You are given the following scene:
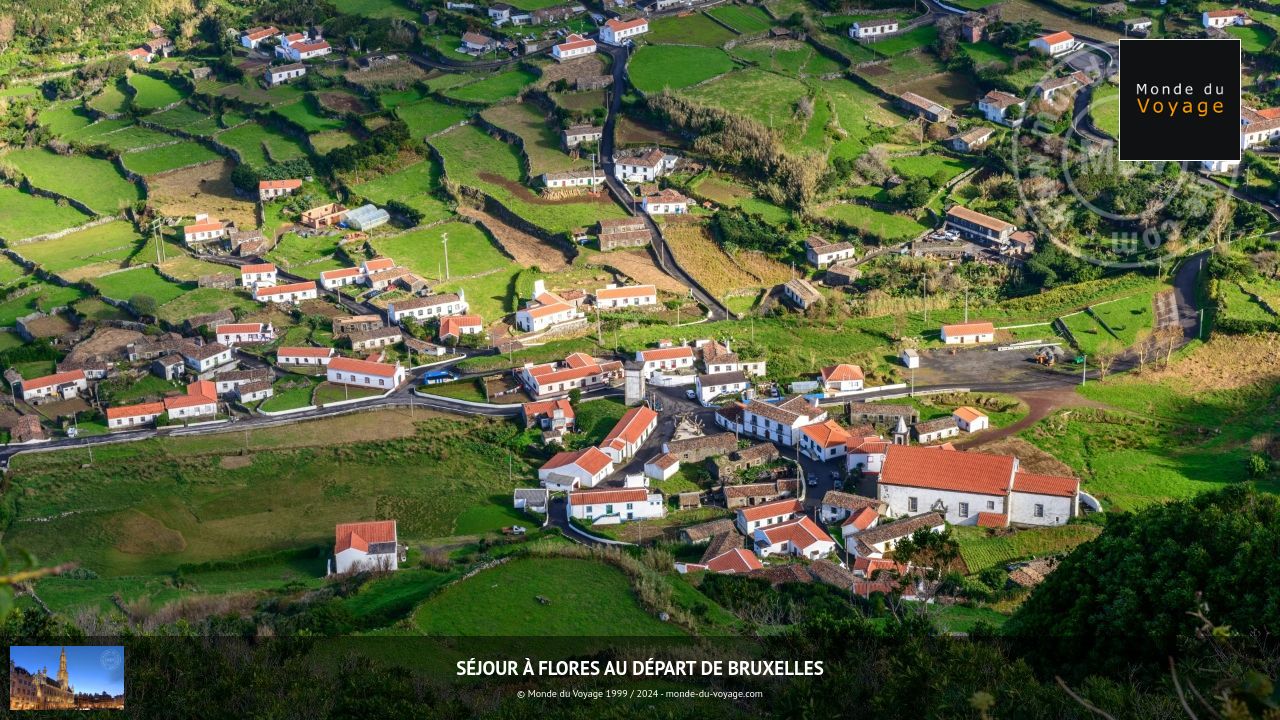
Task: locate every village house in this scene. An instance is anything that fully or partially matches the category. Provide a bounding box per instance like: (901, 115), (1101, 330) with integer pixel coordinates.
(819, 363), (864, 394)
(695, 370), (750, 405)
(18, 369), (88, 403)
(940, 320), (996, 344)
(562, 123), (603, 148)
(179, 342), (234, 374)
(753, 515), (836, 560)
(635, 345), (695, 377)
(364, 266), (412, 292)
(543, 169), (606, 189)
(553, 33), (597, 61)
(538, 446), (614, 490)
(900, 348), (920, 368)
(255, 280), (318, 304)
(735, 498), (804, 535)
(106, 401), (165, 429)
(846, 429), (892, 474)
(387, 292), (468, 325)
(897, 91), (952, 123)
(953, 406), (989, 433)
(684, 548), (763, 575)
(599, 405), (658, 463)
(799, 419), (852, 462)
(1122, 17), (1153, 35)
(697, 338), (766, 377)
(327, 356), (405, 389)
(568, 487), (665, 524)
(266, 63), (307, 86)
(332, 520), (401, 575)
(947, 126), (995, 153)
(320, 267), (364, 290)
(878, 444), (1079, 527)
(182, 215), (233, 245)
(333, 315), (382, 336)
(215, 322), (276, 346)
(439, 314), (483, 341)
(740, 395), (827, 447)
(299, 203), (348, 229)
(710, 441), (780, 482)
(213, 368), (273, 396)
(805, 236), (857, 268)
(1203, 8), (1249, 27)
(1036, 73), (1086, 102)
(152, 354), (184, 380)
(240, 262), (277, 288)
(597, 217), (652, 250)
(823, 264), (861, 287)
(126, 47), (154, 62)
(460, 31), (497, 54)
(349, 326), (403, 352)
(724, 478), (800, 509)
(278, 346), (336, 367)
(914, 416), (959, 443)
(259, 179), (303, 202)
(517, 352), (622, 400)
(978, 90), (1026, 126)
(236, 379), (274, 403)
(644, 452), (680, 481)
(488, 2), (513, 22)
(847, 511), (945, 559)
(513, 487), (550, 514)
(600, 16), (649, 46)
(515, 281), (585, 333)
(819, 490), (884, 525)
(614, 148), (677, 183)
(276, 32), (331, 61)
(945, 204), (1018, 247)
(641, 188), (691, 215)
(850, 18), (900, 40)
(782, 278), (822, 310)
(241, 26), (279, 49)
(1240, 106), (1280, 150)
(1029, 30), (1079, 56)
(662, 432), (737, 463)
(960, 12), (987, 42)
(595, 284), (657, 310)
(522, 398), (574, 431)
(163, 380), (219, 421)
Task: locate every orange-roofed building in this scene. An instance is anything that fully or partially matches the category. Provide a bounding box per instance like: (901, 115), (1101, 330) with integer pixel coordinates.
(537, 447), (614, 490)
(567, 486), (665, 523)
(1029, 30), (1078, 56)
(752, 515), (836, 560)
(952, 405), (989, 432)
(332, 520), (400, 574)
(599, 405), (658, 463)
(595, 284), (657, 310)
(258, 179), (302, 201)
(634, 345), (695, 377)
(705, 548), (763, 574)
(18, 369), (88, 403)
(439, 314), (483, 341)
(940, 320), (995, 344)
(735, 498), (804, 535)
(327, 356), (405, 389)
(819, 363), (865, 394)
(799, 419), (853, 462)
(106, 401), (166, 429)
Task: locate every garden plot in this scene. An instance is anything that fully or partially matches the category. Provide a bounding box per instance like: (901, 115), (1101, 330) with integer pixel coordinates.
(629, 45), (736, 93)
(128, 73), (188, 111)
(147, 160), (258, 229)
(275, 96), (346, 133)
(1, 148), (142, 214)
(690, 173), (790, 225)
(122, 141), (221, 176)
(215, 121), (309, 167)
(818, 203), (929, 242)
(482, 102), (589, 175)
(396, 97), (472, 138)
(11, 220), (142, 280)
(146, 103), (226, 136)
(441, 68), (538, 105)
(266, 233), (347, 276)
(646, 13), (737, 46)
(0, 186), (92, 241)
(707, 4), (773, 33)
(731, 39), (843, 77)
(84, 124), (178, 152)
(662, 222), (791, 302)
(370, 222), (509, 280)
(349, 157), (453, 224)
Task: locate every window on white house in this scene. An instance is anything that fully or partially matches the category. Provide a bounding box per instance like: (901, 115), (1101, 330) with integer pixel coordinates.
(908, 497), (917, 512)
(986, 500), (995, 510)
(1034, 504), (1044, 518)
(959, 502), (969, 518)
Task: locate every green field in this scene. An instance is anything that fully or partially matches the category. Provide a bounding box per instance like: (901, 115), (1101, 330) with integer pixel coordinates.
(707, 5), (774, 33)
(91, 266), (188, 305)
(820, 77), (902, 160)
(866, 25), (938, 56)
(156, 287), (259, 324)
(953, 524), (1103, 573)
(1227, 24), (1274, 53)
(276, 96), (346, 132)
(146, 103), (226, 136)
(647, 13), (737, 46)
(38, 103), (96, 137)
(396, 97), (473, 138)
(13, 220), (141, 276)
(1090, 81), (1119, 139)
(311, 130), (360, 154)
(1, 148), (142, 214)
(0, 283), (87, 326)
(1087, 290), (1157, 348)
(128, 73), (187, 111)
(732, 39), (843, 77)
(122, 141), (221, 175)
(332, 0), (418, 19)
(370, 222), (508, 280)
(349, 158), (453, 224)
(414, 557), (683, 636)
(690, 173), (791, 224)
(819, 202), (929, 241)
(482, 102), (588, 175)
(88, 80), (131, 115)
(216, 121), (309, 167)
(441, 68), (537, 104)
(266, 233), (344, 274)
(629, 45), (736, 93)
(0, 185), (92, 241)
(430, 124), (629, 234)
(84, 124), (176, 152)
(378, 87), (427, 109)
(890, 154), (971, 182)
(679, 68), (821, 151)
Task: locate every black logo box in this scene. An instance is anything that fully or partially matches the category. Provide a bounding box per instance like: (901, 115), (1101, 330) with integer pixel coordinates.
(1118, 38), (1241, 162)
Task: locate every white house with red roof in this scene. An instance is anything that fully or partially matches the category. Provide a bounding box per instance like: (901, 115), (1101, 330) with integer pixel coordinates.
(600, 17), (649, 46)
(799, 419), (852, 462)
(240, 262), (277, 288)
(278, 346), (335, 367)
(614, 148), (677, 184)
(515, 283), (585, 333)
(952, 406), (989, 432)
(439, 314), (484, 341)
(1029, 30), (1078, 56)
(940, 321), (995, 344)
(845, 430), (892, 475)
(522, 398), (575, 431)
(734, 498), (804, 535)
(387, 292), (468, 325)
(568, 487), (664, 524)
(320, 267), (363, 290)
(517, 352), (622, 400)
(240, 26), (279, 49)
(258, 179), (302, 201)
(332, 520), (400, 575)
(327, 357), (405, 389)
(216, 322), (275, 346)
(538, 447), (615, 490)
(643, 451), (680, 481)
(878, 444), (1079, 527)
(641, 189), (691, 215)
(552, 33), (596, 61)
(704, 548), (763, 574)
(595, 284), (657, 310)
(752, 515), (835, 559)
(1203, 8), (1249, 27)
(847, 511), (945, 559)
(18, 369), (88, 402)
(599, 405), (658, 463)
(106, 400), (166, 429)
(276, 32), (332, 61)
(819, 490), (884, 525)
(163, 380), (219, 420)
(635, 345), (696, 377)
(819, 363), (864, 394)
(741, 395), (827, 447)
(183, 215), (232, 245)
(126, 47), (153, 62)
(255, 280), (318, 304)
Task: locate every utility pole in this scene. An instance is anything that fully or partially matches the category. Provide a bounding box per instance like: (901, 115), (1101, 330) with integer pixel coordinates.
(441, 232), (450, 280)
(964, 289), (969, 323)
(1081, 355), (1087, 386)
(1199, 308), (1204, 340)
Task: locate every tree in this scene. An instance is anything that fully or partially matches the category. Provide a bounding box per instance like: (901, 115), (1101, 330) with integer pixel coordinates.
(129, 294), (158, 317)
(889, 526), (960, 612)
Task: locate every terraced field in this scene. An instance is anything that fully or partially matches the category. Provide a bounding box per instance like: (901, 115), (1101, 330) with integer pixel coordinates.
(1, 148), (142, 213)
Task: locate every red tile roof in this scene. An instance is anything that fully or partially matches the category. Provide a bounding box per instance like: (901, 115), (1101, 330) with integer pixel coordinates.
(543, 447), (613, 475)
(976, 512), (1008, 528)
(842, 506), (880, 531)
(880, 444), (1015, 496)
(256, 280), (316, 298)
(184, 221), (227, 234)
(321, 267), (363, 280)
(947, 205), (1014, 233)
(364, 257), (396, 272)
(329, 356), (400, 378)
(605, 17), (648, 32)
(738, 498), (804, 523)
(106, 401), (165, 420)
(242, 263), (275, 274)
(706, 548), (762, 574)
(821, 364), (864, 383)
(439, 314), (482, 338)
(801, 419), (851, 448)
(335, 520), (397, 554)
(258, 179), (302, 191)
(597, 284), (656, 300)
(953, 406), (987, 423)
(1037, 30), (1075, 45)
(217, 323), (266, 334)
(601, 406), (658, 448)
(1012, 471), (1079, 497)
(21, 369), (86, 391)
(758, 516), (833, 551)
(279, 346), (333, 358)
(639, 346), (693, 362)
(523, 398), (574, 420)
(569, 487), (648, 506)
(942, 321), (996, 336)
(556, 33), (596, 51)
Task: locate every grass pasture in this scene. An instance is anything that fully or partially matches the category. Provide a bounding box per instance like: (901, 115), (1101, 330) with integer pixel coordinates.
(0, 186), (92, 241)
(84, 125), (176, 152)
(215, 121), (309, 167)
(662, 222), (790, 301)
(89, 80), (132, 115)
(128, 73), (187, 111)
(690, 173), (790, 224)
(266, 233), (343, 274)
(707, 4), (773, 33)
(679, 68), (821, 152)
(1227, 24), (1273, 53)
(332, 0), (418, 19)
(396, 97), (472, 138)
(482, 102), (586, 175)
(1090, 81), (1119, 139)
(953, 524), (1103, 573)
(275, 96), (345, 132)
(348, 158), (453, 224)
(0, 284), (87, 326)
(732, 39), (843, 77)
(146, 103), (225, 136)
(646, 13), (737, 46)
(629, 45), (736, 93)
(91, 266), (188, 305)
(819, 202), (929, 242)
(13, 220), (142, 279)
(440, 68), (537, 104)
(121, 141), (220, 176)
(370, 222), (508, 280)
(1, 148), (142, 214)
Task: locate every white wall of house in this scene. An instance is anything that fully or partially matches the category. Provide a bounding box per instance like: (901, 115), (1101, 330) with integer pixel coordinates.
(846, 450), (886, 474)
(879, 484), (1005, 525)
(1009, 491), (1076, 526)
(326, 366), (405, 389)
(334, 548), (398, 575)
(569, 495), (664, 522)
(108, 411), (161, 429)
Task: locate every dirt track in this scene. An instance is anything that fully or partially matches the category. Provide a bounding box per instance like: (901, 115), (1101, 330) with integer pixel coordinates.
(957, 388), (1109, 450)
(456, 206), (570, 270)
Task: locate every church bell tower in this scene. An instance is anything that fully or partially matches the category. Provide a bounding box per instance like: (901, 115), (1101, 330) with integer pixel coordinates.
(57, 647), (68, 690)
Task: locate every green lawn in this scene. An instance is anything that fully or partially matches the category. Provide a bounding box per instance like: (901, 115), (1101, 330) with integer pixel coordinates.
(413, 557), (684, 636)
(369, 222), (508, 280)
(275, 96), (346, 133)
(707, 5), (774, 33)
(156, 288), (259, 324)
(630, 45), (736, 93)
(440, 68), (537, 105)
(215, 121), (309, 167)
(1, 148), (142, 214)
(146, 103), (226, 136)
(890, 154), (971, 182)
(952, 524), (1103, 573)
(1227, 24), (1274, 53)
(866, 25), (938, 56)
(91, 266), (188, 305)
(819, 203), (929, 242)
(0, 283), (88, 326)
(261, 375), (322, 412)
(1090, 81), (1119, 139)
(1087, 290), (1156, 348)
(348, 158), (453, 224)
(121, 141), (221, 175)
(266, 233), (343, 273)
(0, 186), (92, 241)
(85, 125), (177, 152)
(679, 68), (828, 152)
(331, 0), (418, 19)
(396, 97), (473, 139)
(482, 102), (588, 175)
(89, 80), (132, 115)
(572, 397), (628, 446)
(646, 13), (737, 46)
(315, 382), (384, 404)
(13, 220), (142, 276)
(128, 73), (188, 111)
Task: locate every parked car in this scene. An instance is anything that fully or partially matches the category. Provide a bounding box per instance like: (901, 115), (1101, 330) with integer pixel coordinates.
(685, 389), (696, 399)
(806, 477), (818, 487)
